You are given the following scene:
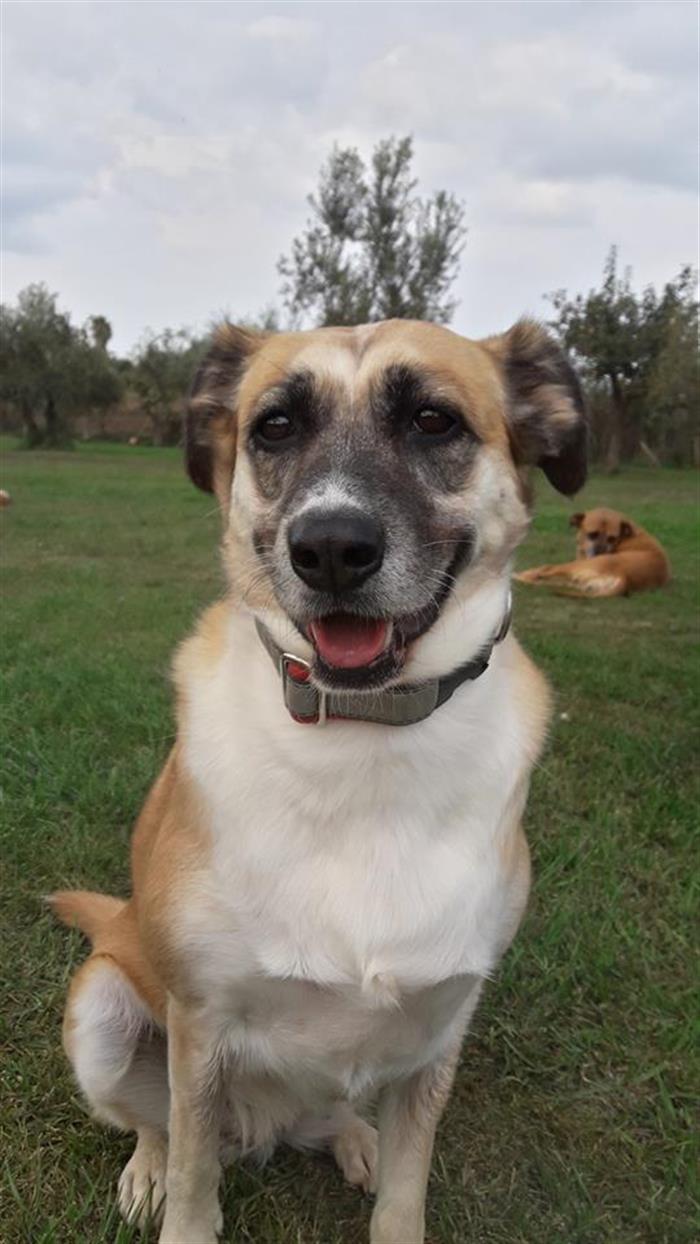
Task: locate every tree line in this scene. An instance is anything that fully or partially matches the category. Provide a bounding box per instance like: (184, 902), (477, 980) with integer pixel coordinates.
(0, 288), (206, 449)
(1, 137), (697, 468)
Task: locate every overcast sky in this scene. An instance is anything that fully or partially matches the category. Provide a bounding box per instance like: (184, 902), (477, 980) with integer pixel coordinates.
(3, 0), (698, 354)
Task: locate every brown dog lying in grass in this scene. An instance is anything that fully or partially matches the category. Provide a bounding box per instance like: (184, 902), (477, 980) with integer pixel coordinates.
(515, 507), (670, 597)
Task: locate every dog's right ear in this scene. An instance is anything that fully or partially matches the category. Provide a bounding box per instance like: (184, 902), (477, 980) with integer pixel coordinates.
(569, 512), (585, 528)
(186, 323), (263, 496)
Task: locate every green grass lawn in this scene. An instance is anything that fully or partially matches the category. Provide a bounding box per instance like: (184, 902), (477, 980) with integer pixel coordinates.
(1, 439), (698, 1243)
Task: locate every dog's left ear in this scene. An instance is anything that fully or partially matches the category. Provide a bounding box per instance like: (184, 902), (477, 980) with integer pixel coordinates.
(570, 512), (585, 528)
(485, 319), (588, 496)
(186, 323), (264, 497)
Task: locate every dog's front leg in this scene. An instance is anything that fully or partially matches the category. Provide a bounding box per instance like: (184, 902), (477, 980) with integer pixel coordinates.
(370, 1047), (460, 1244)
(159, 999), (223, 1244)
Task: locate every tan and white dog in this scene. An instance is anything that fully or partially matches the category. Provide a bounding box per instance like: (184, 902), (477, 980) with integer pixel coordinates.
(50, 318), (586, 1244)
(515, 506), (670, 596)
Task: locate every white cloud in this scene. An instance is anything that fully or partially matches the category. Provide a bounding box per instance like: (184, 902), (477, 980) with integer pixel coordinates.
(247, 15), (317, 44)
(477, 176), (594, 230)
(2, 0), (697, 353)
(113, 133), (237, 179)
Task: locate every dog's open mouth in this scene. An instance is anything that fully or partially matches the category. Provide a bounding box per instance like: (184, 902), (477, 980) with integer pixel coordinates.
(307, 615), (402, 689)
(309, 616), (392, 670)
(306, 603), (440, 690)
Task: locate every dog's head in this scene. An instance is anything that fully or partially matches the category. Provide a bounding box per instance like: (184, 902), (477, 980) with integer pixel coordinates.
(186, 318), (586, 690)
(570, 507), (634, 558)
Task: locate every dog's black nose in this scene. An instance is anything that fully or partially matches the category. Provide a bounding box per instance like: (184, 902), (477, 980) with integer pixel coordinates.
(288, 510), (385, 593)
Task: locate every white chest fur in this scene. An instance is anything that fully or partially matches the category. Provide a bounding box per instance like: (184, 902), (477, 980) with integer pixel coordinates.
(174, 603), (535, 1097)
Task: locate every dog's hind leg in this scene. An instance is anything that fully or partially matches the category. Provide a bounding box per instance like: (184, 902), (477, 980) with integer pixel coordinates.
(515, 560), (626, 596)
(330, 1106), (379, 1194)
(288, 1103), (379, 1193)
(118, 1126), (168, 1228)
(514, 560), (580, 585)
(64, 954), (169, 1227)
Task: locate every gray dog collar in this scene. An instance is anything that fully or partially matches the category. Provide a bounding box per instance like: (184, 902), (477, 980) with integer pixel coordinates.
(255, 593), (511, 727)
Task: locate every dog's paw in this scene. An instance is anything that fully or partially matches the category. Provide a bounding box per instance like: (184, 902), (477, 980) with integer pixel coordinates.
(332, 1118), (378, 1194)
(370, 1200), (424, 1244)
(158, 1202), (222, 1244)
(118, 1132), (168, 1228)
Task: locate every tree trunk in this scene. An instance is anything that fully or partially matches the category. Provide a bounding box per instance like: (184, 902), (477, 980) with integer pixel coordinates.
(639, 440), (662, 468)
(622, 407), (642, 462)
(150, 412), (165, 447)
(43, 394), (72, 448)
(21, 401), (43, 448)
(605, 374), (625, 473)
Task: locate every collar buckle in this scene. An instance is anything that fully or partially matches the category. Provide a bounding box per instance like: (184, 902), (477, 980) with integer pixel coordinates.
(280, 653), (327, 725)
(493, 589), (512, 644)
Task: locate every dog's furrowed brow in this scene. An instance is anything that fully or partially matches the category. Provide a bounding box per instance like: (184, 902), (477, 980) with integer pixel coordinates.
(256, 368), (320, 415)
(373, 362), (473, 432)
(377, 363), (438, 411)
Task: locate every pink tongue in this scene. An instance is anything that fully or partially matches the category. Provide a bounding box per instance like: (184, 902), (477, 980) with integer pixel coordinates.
(309, 616), (390, 669)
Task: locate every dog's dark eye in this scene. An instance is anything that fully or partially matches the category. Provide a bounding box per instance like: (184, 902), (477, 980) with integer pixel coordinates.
(412, 409), (457, 436)
(588, 531), (598, 540)
(255, 411), (295, 445)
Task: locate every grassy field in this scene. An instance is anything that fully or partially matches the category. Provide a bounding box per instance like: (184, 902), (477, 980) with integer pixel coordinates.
(1, 439), (698, 1244)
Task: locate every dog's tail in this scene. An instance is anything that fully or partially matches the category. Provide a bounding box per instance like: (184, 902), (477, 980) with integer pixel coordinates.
(46, 890), (126, 944)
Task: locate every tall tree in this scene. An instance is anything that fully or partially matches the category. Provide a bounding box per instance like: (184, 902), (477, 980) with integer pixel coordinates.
(548, 250), (698, 471)
(548, 248), (640, 472)
(89, 315), (112, 353)
(644, 272), (699, 465)
(131, 328), (205, 446)
(278, 136), (466, 327)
